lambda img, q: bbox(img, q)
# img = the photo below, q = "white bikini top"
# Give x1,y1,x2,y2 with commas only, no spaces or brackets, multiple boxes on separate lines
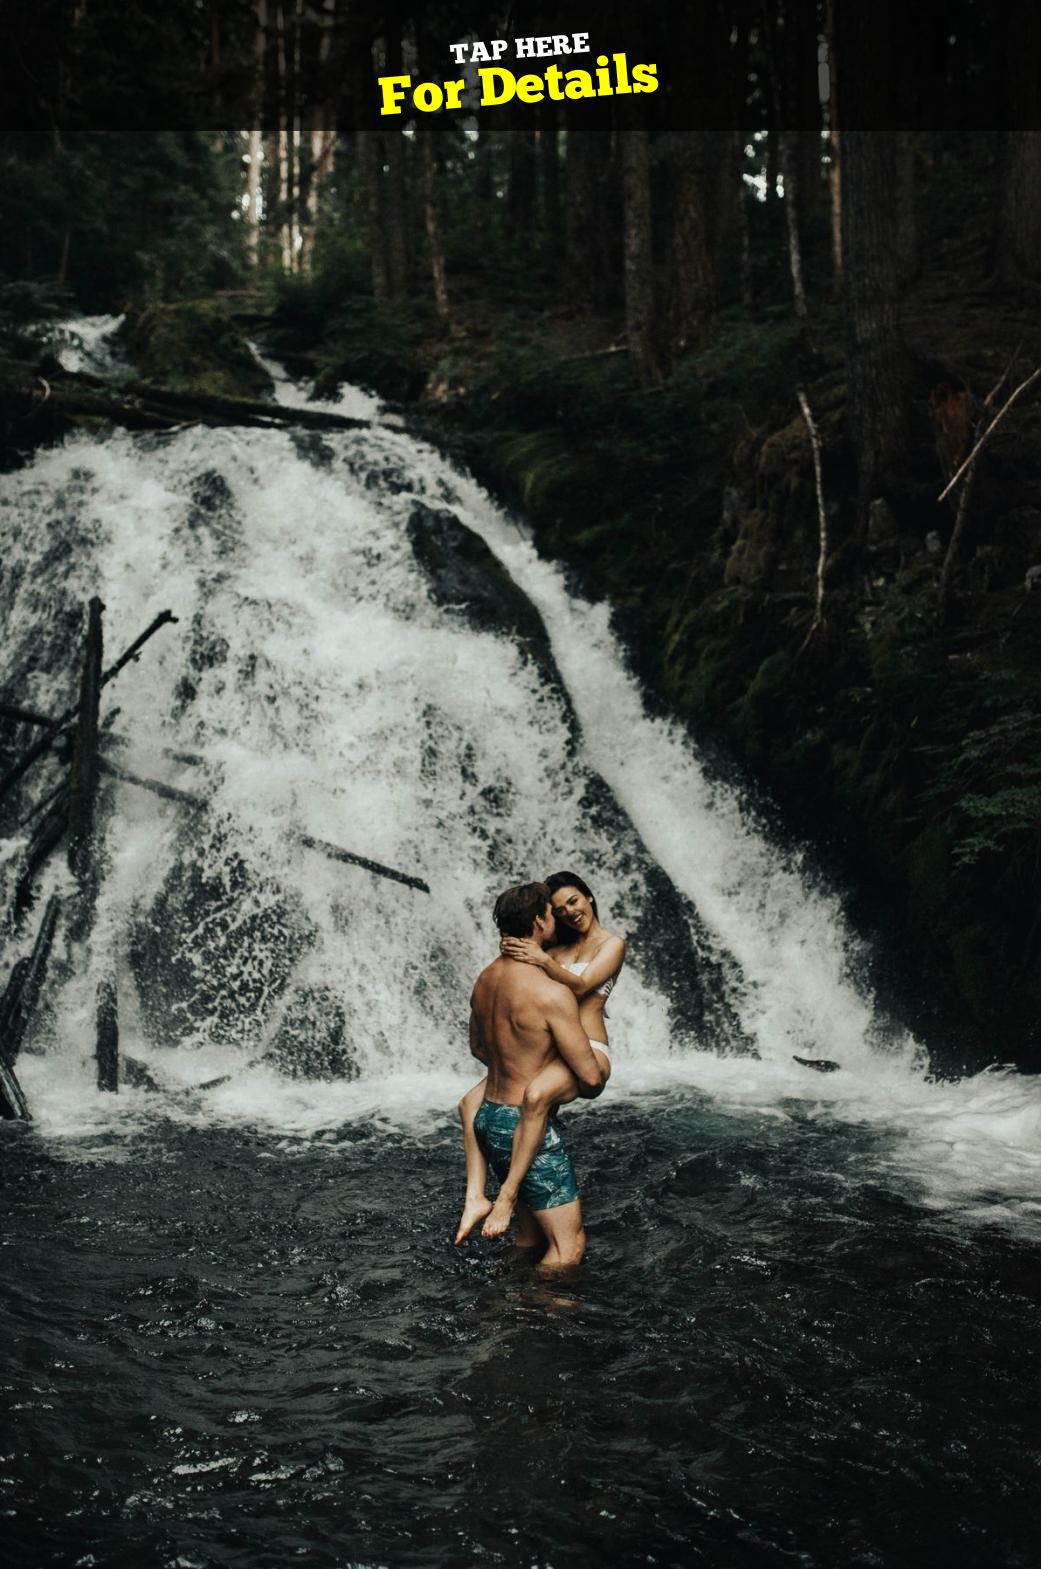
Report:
565,959,616,999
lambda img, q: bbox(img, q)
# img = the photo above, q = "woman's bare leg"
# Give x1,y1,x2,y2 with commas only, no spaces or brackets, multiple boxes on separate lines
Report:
482,1054,608,1239
454,1078,494,1244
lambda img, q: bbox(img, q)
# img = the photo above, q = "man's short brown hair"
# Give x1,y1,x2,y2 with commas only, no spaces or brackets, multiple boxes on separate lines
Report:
493,881,552,939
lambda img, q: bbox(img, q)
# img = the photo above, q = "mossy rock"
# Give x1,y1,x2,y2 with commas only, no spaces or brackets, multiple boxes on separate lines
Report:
119,301,274,400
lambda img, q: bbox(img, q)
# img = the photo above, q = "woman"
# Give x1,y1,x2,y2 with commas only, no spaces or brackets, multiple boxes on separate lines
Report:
453,871,626,1245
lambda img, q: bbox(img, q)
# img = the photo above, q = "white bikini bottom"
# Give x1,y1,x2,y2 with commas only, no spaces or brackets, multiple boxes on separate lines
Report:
589,1040,610,1058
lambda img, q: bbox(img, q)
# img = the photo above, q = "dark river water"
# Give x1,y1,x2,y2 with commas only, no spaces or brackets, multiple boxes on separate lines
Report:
5,1093,1041,1569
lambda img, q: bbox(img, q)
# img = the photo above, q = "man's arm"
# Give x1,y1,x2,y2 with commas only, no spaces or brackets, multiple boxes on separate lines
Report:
544,989,604,1097
469,1005,488,1065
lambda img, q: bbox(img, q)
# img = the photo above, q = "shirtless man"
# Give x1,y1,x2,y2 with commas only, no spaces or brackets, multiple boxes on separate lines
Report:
465,881,605,1271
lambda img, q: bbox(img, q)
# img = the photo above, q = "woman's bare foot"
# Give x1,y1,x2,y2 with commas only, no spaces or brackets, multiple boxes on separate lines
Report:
481,1189,517,1239
454,1194,493,1244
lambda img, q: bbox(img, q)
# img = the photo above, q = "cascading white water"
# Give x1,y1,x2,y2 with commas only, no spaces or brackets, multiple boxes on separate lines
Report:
3,320,1041,1229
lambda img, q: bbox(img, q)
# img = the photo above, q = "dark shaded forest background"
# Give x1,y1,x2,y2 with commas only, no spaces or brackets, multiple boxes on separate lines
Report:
2,0,1040,1069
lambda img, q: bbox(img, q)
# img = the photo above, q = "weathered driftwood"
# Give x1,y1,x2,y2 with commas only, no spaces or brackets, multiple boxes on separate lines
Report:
96,975,119,1093
0,609,178,804
98,756,431,893
68,597,104,882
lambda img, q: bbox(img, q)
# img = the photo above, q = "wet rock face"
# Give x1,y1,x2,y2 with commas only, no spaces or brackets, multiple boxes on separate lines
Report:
129,828,315,1050
407,503,577,738
263,984,358,1081
577,771,755,1054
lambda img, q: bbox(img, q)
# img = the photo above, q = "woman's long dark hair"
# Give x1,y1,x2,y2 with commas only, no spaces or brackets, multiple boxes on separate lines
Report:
544,870,598,948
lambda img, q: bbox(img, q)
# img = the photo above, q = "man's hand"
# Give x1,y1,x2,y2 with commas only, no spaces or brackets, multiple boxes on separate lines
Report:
500,935,547,967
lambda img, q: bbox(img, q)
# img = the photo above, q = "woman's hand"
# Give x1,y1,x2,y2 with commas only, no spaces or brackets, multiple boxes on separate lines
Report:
500,935,548,967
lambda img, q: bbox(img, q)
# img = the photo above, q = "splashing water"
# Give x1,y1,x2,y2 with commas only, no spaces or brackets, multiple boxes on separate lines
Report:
3,321,1041,1232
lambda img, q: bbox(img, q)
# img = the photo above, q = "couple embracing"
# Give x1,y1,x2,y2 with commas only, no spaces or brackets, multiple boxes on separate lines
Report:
453,871,625,1272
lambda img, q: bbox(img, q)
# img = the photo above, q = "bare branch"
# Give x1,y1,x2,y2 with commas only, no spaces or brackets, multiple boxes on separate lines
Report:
937,365,1041,504
797,387,829,644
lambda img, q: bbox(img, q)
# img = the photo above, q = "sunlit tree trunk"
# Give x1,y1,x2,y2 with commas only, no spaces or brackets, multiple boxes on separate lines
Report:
301,0,337,273
275,3,293,271
246,0,267,267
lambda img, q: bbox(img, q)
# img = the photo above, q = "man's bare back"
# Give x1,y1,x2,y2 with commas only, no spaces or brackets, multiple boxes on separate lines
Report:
470,956,603,1106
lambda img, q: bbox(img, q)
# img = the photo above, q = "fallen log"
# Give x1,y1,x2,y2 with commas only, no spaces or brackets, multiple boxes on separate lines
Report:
1,896,62,1062
96,975,118,1093
13,802,67,924
7,370,370,440
68,597,104,883
0,1055,31,1120
0,701,54,728
2,703,204,772
121,380,370,433
0,609,177,804
0,958,31,1047
97,756,431,893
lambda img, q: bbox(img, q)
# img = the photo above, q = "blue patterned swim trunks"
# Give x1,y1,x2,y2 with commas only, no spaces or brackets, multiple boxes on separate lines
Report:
473,1099,580,1211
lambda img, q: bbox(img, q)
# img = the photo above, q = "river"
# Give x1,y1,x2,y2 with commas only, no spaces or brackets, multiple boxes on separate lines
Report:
2,319,1040,1566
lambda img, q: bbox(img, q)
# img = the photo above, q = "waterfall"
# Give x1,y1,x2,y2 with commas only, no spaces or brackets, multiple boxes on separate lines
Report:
5,319,1041,1225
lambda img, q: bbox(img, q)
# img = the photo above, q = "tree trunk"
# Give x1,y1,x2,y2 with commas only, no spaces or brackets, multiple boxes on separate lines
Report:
841,131,907,535
474,108,494,203
247,130,264,265
565,125,610,308
300,0,337,273
421,126,451,327
825,0,842,284
68,597,103,885
894,132,919,284
506,118,537,239
780,131,808,321
667,131,715,355
990,1,1041,283
991,133,1041,283
539,101,562,256
382,31,410,298
275,4,293,271
621,127,665,385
